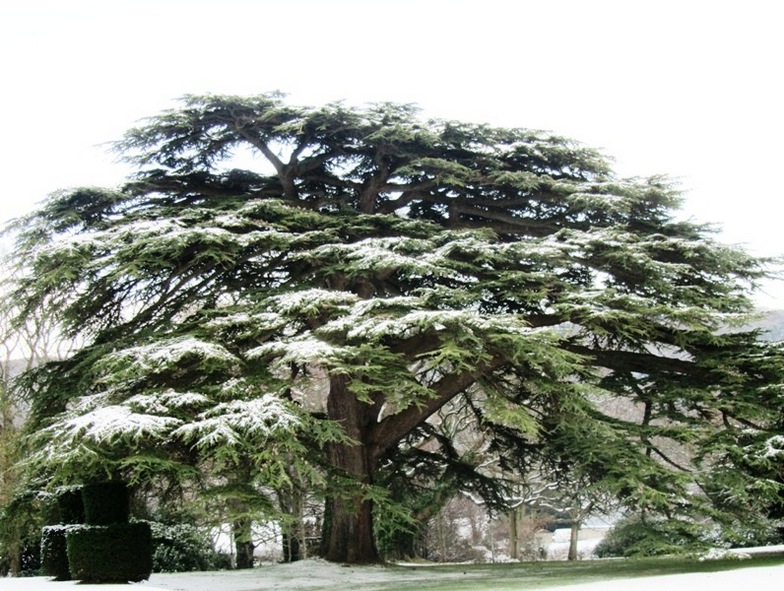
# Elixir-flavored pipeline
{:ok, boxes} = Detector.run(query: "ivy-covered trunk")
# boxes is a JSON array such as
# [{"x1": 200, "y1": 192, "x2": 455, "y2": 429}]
[{"x1": 321, "y1": 375, "x2": 381, "y2": 563}]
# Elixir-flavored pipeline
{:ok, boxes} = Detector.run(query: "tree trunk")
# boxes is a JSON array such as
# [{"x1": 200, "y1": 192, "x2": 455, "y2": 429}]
[
  {"x1": 321, "y1": 375, "x2": 381, "y2": 563},
  {"x1": 509, "y1": 507, "x2": 519, "y2": 560},
  {"x1": 281, "y1": 531, "x2": 301, "y2": 562},
  {"x1": 322, "y1": 495, "x2": 377, "y2": 563},
  {"x1": 277, "y1": 470, "x2": 305, "y2": 563},
  {"x1": 233, "y1": 518, "x2": 255, "y2": 569},
  {"x1": 568, "y1": 520, "x2": 580, "y2": 561}
]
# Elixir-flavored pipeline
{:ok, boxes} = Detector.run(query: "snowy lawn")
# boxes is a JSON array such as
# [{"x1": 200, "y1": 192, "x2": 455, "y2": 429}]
[{"x1": 3, "y1": 553, "x2": 783, "y2": 591}]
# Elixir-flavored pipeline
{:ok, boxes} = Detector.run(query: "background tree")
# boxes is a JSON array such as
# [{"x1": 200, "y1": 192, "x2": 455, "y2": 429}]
[{"x1": 4, "y1": 94, "x2": 781, "y2": 564}]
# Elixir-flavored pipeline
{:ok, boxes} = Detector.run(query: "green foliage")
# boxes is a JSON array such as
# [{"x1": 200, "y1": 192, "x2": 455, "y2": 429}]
[
  {"x1": 66, "y1": 522, "x2": 153, "y2": 583},
  {"x1": 0, "y1": 490, "x2": 45, "y2": 576},
  {"x1": 594, "y1": 515, "x2": 708, "y2": 557},
  {"x1": 150, "y1": 521, "x2": 230, "y2": 572}
]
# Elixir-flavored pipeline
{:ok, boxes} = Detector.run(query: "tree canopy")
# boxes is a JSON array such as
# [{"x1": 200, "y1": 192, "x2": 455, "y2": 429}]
[{"x1": 4, "y1": 93, "x2": 783, "y2": 563}]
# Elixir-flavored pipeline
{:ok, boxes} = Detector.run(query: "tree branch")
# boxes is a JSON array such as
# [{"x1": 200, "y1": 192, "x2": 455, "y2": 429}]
[
  {"x1": 565, "y1": 343, "x2": 700, "y2": 377},
  {"x1": 369, "y1": 358, "x2": 504, "y2": 459}
]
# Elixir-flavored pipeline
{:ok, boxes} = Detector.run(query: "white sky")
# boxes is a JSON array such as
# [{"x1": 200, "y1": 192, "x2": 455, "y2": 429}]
[{"x1": 1, "y1": 0, "x2": 782, "y2": 307}]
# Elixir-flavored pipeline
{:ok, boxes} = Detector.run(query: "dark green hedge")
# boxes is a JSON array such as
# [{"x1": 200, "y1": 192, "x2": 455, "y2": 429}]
[
  {"x1": 56, "y1": 489, "x2": 84, "y2": 525},
  {"x1": 82, "y1": 481, "x2": 129, "y2": 525},
  {"x1": 66, "y1": 522, "x2": 153, "y2": 583},
  {"x1": 40, "y1": 526, "x2": 71, "y2": 581}
]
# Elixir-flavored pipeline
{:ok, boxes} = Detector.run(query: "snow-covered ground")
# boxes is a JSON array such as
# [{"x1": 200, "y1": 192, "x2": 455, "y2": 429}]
[{"x1": 3, "y1": 555, "x2": 783, "y2": 591}]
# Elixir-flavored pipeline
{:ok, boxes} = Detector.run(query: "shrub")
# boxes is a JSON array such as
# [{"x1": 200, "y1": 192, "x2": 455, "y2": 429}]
[
  {"x1": 66, "y1": 522, "x2": 153, "y2": 583},
  {"x1": 40, "y1": 489, "x2": 84, "y2": 580},
  {"x1": 40, "y1": 526, "x2": 71, "y2": 580},
  {"x1": 150, "y1": 522, "x2": 231, "y2": 572},
  {"x1": 19, "y1": 541, "x2": 41, "y2": 576},
  {"x1": 56, "y1": 488, "x2": 84, "y2": 525},
  {"x1": 594, "y1": 515, "x2": 707, "y2": 558},
  {"x1": 81, "y1": 481, "x2": 129, "y2": 525}
]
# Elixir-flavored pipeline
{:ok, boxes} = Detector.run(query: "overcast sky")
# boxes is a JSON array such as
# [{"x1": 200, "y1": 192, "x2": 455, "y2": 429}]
[{"x1": 1, "y1": 0, "x2": 782, "y2": 306}]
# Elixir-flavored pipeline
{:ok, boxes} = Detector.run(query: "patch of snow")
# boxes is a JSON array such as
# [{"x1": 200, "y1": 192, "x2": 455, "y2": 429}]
[
  {"x1": 546, "y1": 537, "x2": 604, "y2": 561},
  {"x1": 247, "y1": 337, "x2": 350, "y2": 365},
  {"x1": 269, "y1": 289, "x2": 358, "y2": 315},
  {"x1": 44, "y1": 405, "x2": 181, "y2": 446},
  {"x1": 698, "y1": 548, "x2": 751, "y2": 561},
  {"x1": 99, "y1": 337, "x2": 241, "y2": 379},
  {"x1": 762, "y1": 435, "x2": 784, "y2": 458}
]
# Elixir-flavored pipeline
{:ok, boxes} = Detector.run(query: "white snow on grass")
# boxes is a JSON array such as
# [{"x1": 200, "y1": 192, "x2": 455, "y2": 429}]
[{"x1": 3, "y1": 555, "x2": 783, "y2": 591}]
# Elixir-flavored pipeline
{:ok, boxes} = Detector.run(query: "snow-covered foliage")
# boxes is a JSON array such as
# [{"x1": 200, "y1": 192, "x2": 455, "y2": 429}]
[
  {"x1": 27, "y1": 384, "x2": 304, "y2": 479},
  {"x1": 49, "y1": 404, "x2": 181, "y2": 446},
  {"x1": 174, "y1": 394, "x2": 300, "y2": 449},
  {"x1": 95, "y1": 337, "x2": 242, "y2": 384}
]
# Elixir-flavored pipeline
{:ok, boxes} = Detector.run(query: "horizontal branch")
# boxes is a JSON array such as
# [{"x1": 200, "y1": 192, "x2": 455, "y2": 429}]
[{"x1": 565, "y1": 343, "x2": 699, "y2": 377}]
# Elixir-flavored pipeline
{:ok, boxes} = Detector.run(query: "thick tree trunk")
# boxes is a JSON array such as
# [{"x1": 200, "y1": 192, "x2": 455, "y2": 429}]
[
  {"x1": 318, "y1": 364, "x2": 491, "y2": 563},
  {"x1": 321, "y1": 375, "x2": 381, "y2": 563},
  {"x1": 322, "y1": 495, "x2": 377, "y2": 563}
]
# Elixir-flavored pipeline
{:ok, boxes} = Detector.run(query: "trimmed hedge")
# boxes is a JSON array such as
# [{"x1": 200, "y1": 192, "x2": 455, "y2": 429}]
[
  {"x1": 66, "y1": 522, "x2": 153, "y2": 583},
  {"x1": 57, "y1": 489, "x2": 84, "y2": 525},
  {"x1": 82, "y1": 481, "x2": 130, "y2": 525},
  {"x1": 40, "y1": 526, "x2": 71, "y2": 581}
]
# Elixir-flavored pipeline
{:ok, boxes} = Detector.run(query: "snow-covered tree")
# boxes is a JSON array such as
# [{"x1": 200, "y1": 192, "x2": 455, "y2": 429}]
[{"x1": 4, "y1": 94, "x2": 783, "y2": 563}]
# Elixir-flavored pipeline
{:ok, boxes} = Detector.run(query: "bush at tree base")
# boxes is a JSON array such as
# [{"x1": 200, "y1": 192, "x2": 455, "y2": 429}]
[
  {"x1": 150, "y1": 522, "x2": 231, "y2": 572},
  {"x1": 594, "y1": 516, "x2": 708, "y2": 557},
  {"x1": 66, "y1": 522, "x2": 152, "y2": 583},
  {"x1": 19, "y1": 543, "x2": 41, "y2": 576}
]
